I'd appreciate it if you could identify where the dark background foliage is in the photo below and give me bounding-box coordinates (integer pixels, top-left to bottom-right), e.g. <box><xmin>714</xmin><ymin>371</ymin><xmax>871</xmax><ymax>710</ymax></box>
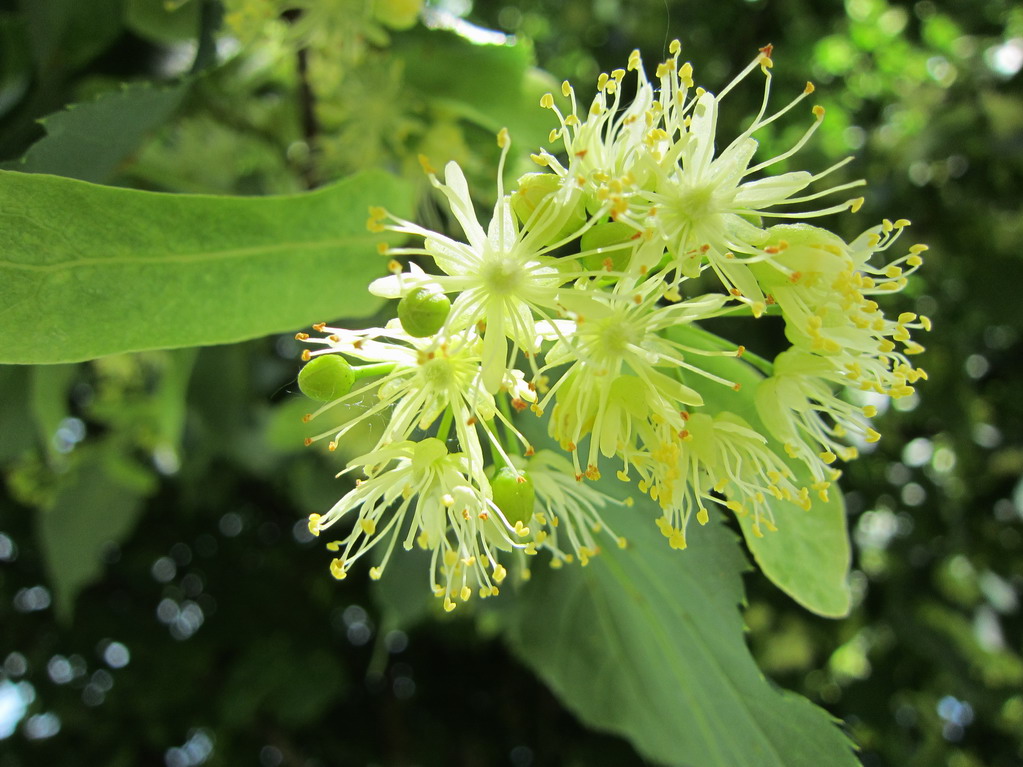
<box><xmin>1</xmin><ymin>0</ymin><xmax>1021</xmax><ymax>765</ymax></box>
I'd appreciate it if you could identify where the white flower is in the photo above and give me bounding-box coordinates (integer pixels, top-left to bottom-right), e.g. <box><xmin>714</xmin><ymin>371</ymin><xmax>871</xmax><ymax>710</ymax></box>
<box><xmin>645</xmin><ymin>412</ymin><xmax>810</xmax><ymax>550</ymax></box>
<box><xmin>298</xmin><ymin>326</ymin><xmax>529</xmax><ymax>477</ymax></box>
<box><xmin>308</xmin><ymin>438</ymin><xmax>531</xmax><ymax>612</ymax></box>
<box><xmin>639</xmin><ymin>49</ymin><xmax>865</xmax><ymax>313</ymax></box>
<box><xmin>537</xmin><ymin>277</ymin><xmax>734</xmax><ymax>478</ymax></box>
<box><xmin>371</xmin><ymin>131</ymin><xmax>597</xmax><ymax>392</ymax></box>
<box><xmin>523</xmin><ymin>450</ymin><xmax>625</xmax><ymax>568</ymax></box>
<box><xmin>751</xmin><ymin>222</ymin><xmax>930</xmax><ymax>398</ymax></box>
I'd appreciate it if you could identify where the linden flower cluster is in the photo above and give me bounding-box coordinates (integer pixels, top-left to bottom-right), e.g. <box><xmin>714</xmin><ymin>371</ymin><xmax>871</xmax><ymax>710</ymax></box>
<box><xmin>295</xmin><ymin>41</ymin><xmax>929</xmax><ymax>608</ymax></box>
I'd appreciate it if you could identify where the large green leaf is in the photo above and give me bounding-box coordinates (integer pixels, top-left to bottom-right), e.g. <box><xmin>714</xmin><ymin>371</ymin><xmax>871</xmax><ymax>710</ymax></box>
<box><xmin>1</xmin><ymin>80</ymin><xmax>189</xmax><ymax>183</ymax></box>
<box><xmin>500</xmin><ymin>505</ymin><xmax>858</xmax><ymax>766</ymax></box>
<box><xmin>671</xmin><ymin>325</ymin><xmax>852</xmax><ymax>618</ymax></box>
<box><xmin>0</xmin><ymin>169</ymin><xmax>412</xmax><ymax>364</ymax></box>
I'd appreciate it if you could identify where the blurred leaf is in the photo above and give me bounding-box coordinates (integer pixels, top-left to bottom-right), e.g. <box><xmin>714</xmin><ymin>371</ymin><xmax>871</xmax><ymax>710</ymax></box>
<box><xmin>670</xmin><ymin>325</ymin><xmax>852</xmax><ymax>618</ymax></box>
<box><xmin>0</xmin><ymin>366</ymin><xmax>35</xmax><ymax>462</ymax></box>
<box><xmin>29</xmin><ymin>363</ymin><xmax>78</xmax><ymax>461</ymax></box>
<box><xmin>396</xmin><ymin>29</ymin><xmax>557</xmax><ymax>155</ymax></box>
<box><xmin>0</xmin><ymin>169</ymin><xmax>413</xmax><ymax>364</ymax></box>
<box><xmin>18</xmin><ymin>0</ymin><xmax>123</xmax><ymax>76</ymax></box>
<box><xmin>153</xmin><ymin>348</ymin><xmax>198</xmax><ymax>448</ymax></box>
<box><xmin>220</xmin><ymin>636</ymin><xmax>347</xmax><ymax>728</ymax></box>
<box><xmin>35</xmin><ymin>446</ymin><xmax>150</xmax><ymax>623</ymax></box>
<box><xmin>500</xmin><ymin>505</ymin><xmax>858</xmax><ymax>767</ymax></box>
<box><xmin>124</xmin><ymin>0</ymin><xmax>201</xmax><ymax>43</ymax></box>
<box><xmin>0</xmin><ymin>14</ymin><xmax>32</xmax><ymax>122</ymax></box>
<box><xmin>372</xmin><ymin>542</ymin><xmax>436</xmax><ymax>633</ymax></box>
<box><xmin>1</xmin><ymin>80</ymin><xmax>189</xmax><ymax>183</ymax></box>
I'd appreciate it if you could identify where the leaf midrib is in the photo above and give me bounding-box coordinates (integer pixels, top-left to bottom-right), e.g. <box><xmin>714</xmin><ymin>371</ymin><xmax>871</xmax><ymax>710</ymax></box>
<box><xmin>0</xmin><ymin>234</ymin><xmax>379</xmax><ymax>273</ymax></box>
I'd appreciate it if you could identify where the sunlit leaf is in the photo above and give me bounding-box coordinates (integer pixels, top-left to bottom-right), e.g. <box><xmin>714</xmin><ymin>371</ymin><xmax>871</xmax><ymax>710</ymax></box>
<box><xmin>0</xmin><ymin>169</ymin><xmax>412</xmax><ymax>364</ymax></box>
<box><xmin>500</xmin><ymin>504</ymin><xmax>858</xmax><ymax>766</ymax></box>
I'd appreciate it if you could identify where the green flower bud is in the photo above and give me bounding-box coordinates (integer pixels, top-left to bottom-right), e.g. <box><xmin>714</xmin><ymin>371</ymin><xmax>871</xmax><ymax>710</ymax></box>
<box><xmin>298</xmin><ymin>355</ymin><xmax>355</xmax><ymax>402</ymax></box>
<box><xmin>512</xmin><ymin>173</ymin><xmax>585</xmax><ymax>246</ymax></box>
<box><xmin>373</xmin><ymin>0</ymin><xmax>423</xmax><ymax>30</ymax></box>
<box><xmin>580</xmin><ymin>221</ymin><xmax>637</xmax><ymax>271</ymax></box>
<box><xmin>397</xmin><ymin>287</ymin><xmax>450</xmax><ymax>337</ymax></box>
<box><xmin>491</xmin><ymin>466</ymin><xmax>535</xmax><ymax>527</ymax></box>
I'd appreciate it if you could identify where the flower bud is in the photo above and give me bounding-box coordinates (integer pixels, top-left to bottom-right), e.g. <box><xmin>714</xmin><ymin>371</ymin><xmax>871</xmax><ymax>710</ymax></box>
<box><xmin>398</xmin><ymin>287</ymin><xmax>450</xmax><ymax>337</ymax></box>
<box><xmin>298</xmin><ymin>355</ymin><xmax>355</xmax><ymax>402</ymax></box>
<box><xmin>373</xmin><ymin>0</ymin><xmax>422</xmax><ymax>30</ymax></box>
<box><xmin>512</xmin><ymin>173</ymin><xmax>586</xmax><ymax>246</ymax></box>
<box><xmin>491</xmin><ymin>466</ymin><xmax>535</xmax><ymax>527</ymax></box>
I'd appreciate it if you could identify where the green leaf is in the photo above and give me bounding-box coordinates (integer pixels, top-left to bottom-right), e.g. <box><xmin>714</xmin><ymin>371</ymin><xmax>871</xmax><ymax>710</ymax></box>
<box><xmin>1</xmin><ymin>80</ymin><xmax>189</xmax><ymax>183</ymax></box>
<box><xmin>220</xmin><ymin>635</ymin><xmax>347</xmax><ymax>728</ymax></box>
<box><xmin>500</xmin><ymin>506</ymin><xmax>858</xmax><ymax>767</ymax></box>
<box><xmin>19</xmin><ymin>0</ymin><xmax>123</xmax><ymax>76</ymax></box>
<box><xmin>124</xmin><ymin>0</ymin><xmax>201</xmax><ymax>44</ymax></box>
<box><xmin>671</xmin><ymin>325</ymin><xmax>852</xmax><ymax>618</ymax></box>
<box><xmin>35</xmin><ymin>446</ymin><xmax>149</xmax><ymax>623</ymax></box>
<box><xmin>29</xmin><ymin>363</ymin><xmax>78</xmax><ymax>460</ymax></box>
<box><xmin>0</xmin><ymin>366</ymin><xmax>35</xmax><ymax>463</ymax></box>
<box><xmin>396</xmin><ymin>29</ymin><xmax>557</xmax><ymax>155</ymax></box>
<box><xmin>0</xmin><ymin>169</ymin><xmax>413</xmax><ymax>364</ymax></box>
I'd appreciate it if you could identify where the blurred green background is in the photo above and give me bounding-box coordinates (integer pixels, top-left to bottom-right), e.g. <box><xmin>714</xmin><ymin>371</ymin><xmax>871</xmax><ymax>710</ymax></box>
<box><xmin>1</xmin><ymin>0</ymin><xmax>1021</xmax><ymax>765</ymax></box>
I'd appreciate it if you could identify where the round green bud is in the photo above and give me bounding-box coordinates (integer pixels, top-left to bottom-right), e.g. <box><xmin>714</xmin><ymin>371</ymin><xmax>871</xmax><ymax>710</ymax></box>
<box><xmin>298</xmin><ymin>355</ymin><xmax>354</xmax><ymax>402</ymax></box>
<box><xmin>491</xmin><ymin>466</ymin><xmax>535</xmax><ymax>527</ymax></box>
<box><xmin>398</xmin><ymin>287</ymin><xmax>450</xmax><ymax>338</ymax></box>
<box><xmin>581</xmin><ymin>221</ymin><xmax>636</xmax><ymax>272</ymax></box>
<box><xmin>373</xmin><ymin>0</ymin><xmax>423</xmax><ymax>30</ymax></box>
<box><xmin>512</xmin><ymin>173</ymin><xmax>586</xmax><ymax>245</ymax></box>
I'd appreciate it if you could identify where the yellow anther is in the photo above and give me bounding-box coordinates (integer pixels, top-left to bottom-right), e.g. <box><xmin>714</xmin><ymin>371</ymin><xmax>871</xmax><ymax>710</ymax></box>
<box><xmin>360</xmin><ymin>519</ymin><xmax>377</xmax><ymax>535</ymax></box>
<box><xmin>307</xmin><ymin>514</ymin><xmax>322</xmax><ymax>536</ymax></box>
<box><xmin>679</xmin><ymin>62</ymin><xmax>694</xmax><ymax>87</ymax></box>
<box><xmin>443</xmin><ymin>598</ymin><xmax>456</xmax><ymax>612</ymax></box>
<box><xmin>460</xmin><ymin>585</ymin><xmax>472</xmax><ymax>601</ymax></box>
<box><xmin>493</xmin><ymin>565</ymin><xmax>507</xmax><ymax>583</ymax></box>
<box><xmin>329</xmin><ymin>559</ymin><xmax>346</xmax><ymax>580</ymax></box>
<box><xmin>497</xmin><ymin>127</ymin><xmax>510</xmax><ymax>148</ymax></box>
<box><xmin>865</xmin><ymin>428</ymin><xmax>881</xmax><ymax>443</ymax></box>
<box><xmin>540</xmin><ymin>93</ymin><xmax>554</xmax><ymax>108</ymax></box>
<box><xmin>417</xmin><ymin>154</ymin><xmax>435</xmax><ymax>175</ymax></box>
<box><xmin>562</xmin><ymin>80</ymin><xmax>572</xmax><ymax>97</ymax></box>
<box><xmin>369</xmin><ymin>566</ymin><xmax>382</xmax><ymax>580</ymax></box>
<box><xmin>696</xmin><ymin>508</ymin><xmax>709</xmax><ymax>525</ymax></box>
